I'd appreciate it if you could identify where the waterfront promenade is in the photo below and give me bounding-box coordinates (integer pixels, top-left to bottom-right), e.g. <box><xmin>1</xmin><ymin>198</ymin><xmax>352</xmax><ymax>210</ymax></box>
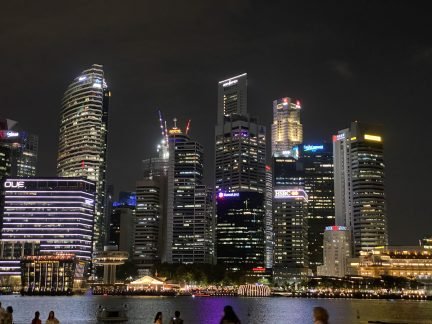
<box><xmin>1</xmin><ymin>295</ymin><xmax>431</xmax><ymax>323</ymax></box>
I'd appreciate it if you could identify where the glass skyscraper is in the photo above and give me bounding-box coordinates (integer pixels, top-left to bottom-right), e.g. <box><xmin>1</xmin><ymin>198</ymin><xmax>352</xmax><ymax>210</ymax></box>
<box><xmin>216</xmin><ymin>191</ymin><xmax>265</xmax><ymax>271</ymax></box>
<box><xmin>333</xmin><ymin>121</ymin><xmax>388</xmax><ymax>256</ymax></box>
<box><xmin>299</xmin><ymin>143</ymin><xmax>335</xmax><ymax>272</ymax></box>
<box><xmin>57</xmin><ymin>64</ymin><xmax>110</xmax><ymax>251</ymax></box>
<box><xmin>167</xmin><ymin>121</ymin><xmax>214</xmax><ymax>264</ymax></box>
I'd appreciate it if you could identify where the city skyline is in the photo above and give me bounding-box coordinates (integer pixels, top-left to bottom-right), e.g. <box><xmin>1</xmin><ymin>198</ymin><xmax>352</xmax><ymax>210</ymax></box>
<box><xmin>1</xmin><ymin>2</ymin><xmax>430</xmax><ymax>246</ymax></box>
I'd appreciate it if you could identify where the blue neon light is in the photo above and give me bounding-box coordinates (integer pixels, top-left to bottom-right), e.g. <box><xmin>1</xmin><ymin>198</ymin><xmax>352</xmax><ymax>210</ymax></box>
<box><xmin>303</xmin><ymin>145</ymin><xmax>324</xmax><ymax>152</ymax></box>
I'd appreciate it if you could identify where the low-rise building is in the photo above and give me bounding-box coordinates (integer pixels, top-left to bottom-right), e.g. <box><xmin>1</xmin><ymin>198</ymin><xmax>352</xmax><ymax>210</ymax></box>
<box><xmin>352</xmin><ymin>246</ymin><xmax>432</xmax><ymax>281</ymax></box>
<box><xmin>317</xmin><ymin>226</ymin><xmax>351</xmax><ymax>277</ymax></box>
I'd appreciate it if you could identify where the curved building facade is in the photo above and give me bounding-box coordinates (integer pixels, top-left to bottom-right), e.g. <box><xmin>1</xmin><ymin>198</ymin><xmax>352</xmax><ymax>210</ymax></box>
<box><xmin>57</xmin><ymin>64</ymin><xmax>110</xmax><ymax>251</ymax></box>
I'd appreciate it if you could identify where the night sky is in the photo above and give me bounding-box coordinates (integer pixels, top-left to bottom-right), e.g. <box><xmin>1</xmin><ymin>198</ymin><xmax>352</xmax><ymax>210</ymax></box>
<box><xmin>1</xmin><ymin>2</ymin><xmax>431</xmax><ymax>245</ymax></box>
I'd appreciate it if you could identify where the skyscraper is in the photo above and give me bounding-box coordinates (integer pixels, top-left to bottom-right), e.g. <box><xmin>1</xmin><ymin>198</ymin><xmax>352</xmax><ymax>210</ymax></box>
<box><xmin>215</xmin><ymin>73</ymin><xmax>266</xmax><ymax>193</ymax></box>
<box><xmin>215</xmin><ymin>73</ymin><xmax>267</xmax><ymax>271</ymax></box>
<box><xmin>167</xmin><ymin>120</ymin><xmax>214</xmax><ymax>264</ymax></box>
<box><xmin>271</xmin><ymin>97</ymin><xmax>302</xmax><ymax>157</ymax></box>
<box><xmin>216</xmin><ymin>191</ymin><xmax>265</xmax><ymax>271</ymax></box>
<box><xmin>333</xmin><ymin>121</ymin><xmax>388</xmax><ymax>255</ymax></box>
<box><xmin>299</xmin><ymin>143</ymin><xmax>335</xmax><ymax>272</ymax></box>
<box><xmin>109</xmin><ymin>192</ymin><xmax>136</xmax><ymax>256</ymax></box>
<box><xmin>264</xmin><ymin>165</ymin><xmax>273</xmax><ymax>269</ymax></box>
<box><xmin>217</xmin><ymin>73</ymin><xmax>248</xmax><ymax>125</ymax></box>
<box><xmin>272</xmin><ymin>157</ymin><xmax>309</xmax><ymax>282</ymax></box>
<box><xmin>1</xmin><ymin>119</ymin><xmax>38</xmax><ymax>178</ymax></box>
<box><xmin>57</xmin><ymin>64</ymin><xmax>110</xmax><ymax>251</ymax></box>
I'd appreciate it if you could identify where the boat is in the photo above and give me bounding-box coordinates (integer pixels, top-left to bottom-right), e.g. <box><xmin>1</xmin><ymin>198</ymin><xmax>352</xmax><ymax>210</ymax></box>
<box><xmin>97</xmin><ymin>305</ymin><xmax>128</xmax><ymax>323</ymax></box>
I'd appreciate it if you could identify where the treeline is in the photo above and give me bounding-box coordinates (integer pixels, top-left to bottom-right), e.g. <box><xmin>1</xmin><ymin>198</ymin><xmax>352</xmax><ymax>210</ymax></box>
<box><xmin>152</xmin><ymin>263</ymin><xmax>254</xmax><ymax>286</ymax></box>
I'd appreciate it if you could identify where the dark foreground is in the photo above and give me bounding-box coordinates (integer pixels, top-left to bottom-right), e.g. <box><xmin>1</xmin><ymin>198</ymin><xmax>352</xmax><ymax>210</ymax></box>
<box><xmin>0</xmin><ymin>295</ymin><xmax>431</xmax><ymax>323</ymax></box>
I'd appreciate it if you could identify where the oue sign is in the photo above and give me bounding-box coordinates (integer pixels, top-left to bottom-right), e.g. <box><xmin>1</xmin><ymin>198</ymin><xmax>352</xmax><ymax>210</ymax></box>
<box><xmin>4</xmin><ymin>181</ymin><xmax>25</xmax><ymax>189</ymax></box>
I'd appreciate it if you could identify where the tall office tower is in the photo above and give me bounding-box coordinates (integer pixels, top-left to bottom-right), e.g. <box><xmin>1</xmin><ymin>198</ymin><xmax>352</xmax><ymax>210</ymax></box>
<box><xmin>264</xmin><ymin>165</ymin><xmax>273</xmax><ymax>269</ymax></box>
<box><xmin>0</xmin><ymin>119</ymin><xmax>38</xmax><ymax>177</ymax></box>
<box><xmin>167</xmin><ymin>121</ymin><xmax>214</xmax><ymax>264</ymax></box>
<box><xmin>299</xmin><ymin>144</ymin><xmax>335</xmax><ymax>272</ymax></box>
<box><xmin>133</xmin><ymin>128</ymin><xmax>170</xmax><ymax>274</ymax></box>
<box><xmin>317</xmin><ymin>226</ymin><xmax>351</xmax><ymax>277</ymax></box>
<box><xmin>271</xmin><ymin>97</ymin><xmax>303</xmax><ymax>157</ymax></box>
<box><xmin>216</xmin><ymin>191</ymin><xmax>265</xmax><ymax>271</ymax></box>
<box><xmin>57</xmin><ymin>64</ymin><xmax>110</xmax><ymax>252</ymax></box>
<box><xmin>0</xmin><ymin>177</ymin><xmax>95</xmax><ymax>263</ymax></box>
<box><xmin>273</xmin><ymin>187</ymin><xmax>309</xmax><ymax>282</ymax></box>
<box><xmin>272</xmin><ymin>156</ymin><xmax>309</xmax><ymax>282</ymax></box>
<box><xmin>215</xmin><ymin>74</ymin><xmax>266</xmax><ymax>193</ymax></box>
<box><xmin>217</xmin><ymin>73</ymin><xmax>248</xmax><ymax>125</ymax></box>
<box><xmin>134</xmin><ymin>177</ymin><xmax>167</xmax><ymax>274</ymax></box>
<box><xmin>109</xmin><ymin>192</ymin><xmax>136</xmax><ymax>256</ymax></box>
<box><xmin>333</xmin><ymin>121</ymin><xmax>388</xmax><ymax>255</ymax></box>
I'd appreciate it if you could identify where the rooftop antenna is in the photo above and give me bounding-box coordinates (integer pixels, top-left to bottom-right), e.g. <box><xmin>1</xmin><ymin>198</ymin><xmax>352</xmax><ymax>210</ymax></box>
<box><xmin>173</xmin><ymin>117</ymin><xmax>178</xmax><ymax>128</ymax></box>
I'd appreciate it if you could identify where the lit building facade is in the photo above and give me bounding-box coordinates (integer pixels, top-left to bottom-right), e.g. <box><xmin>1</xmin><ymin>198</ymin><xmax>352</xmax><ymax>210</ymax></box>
<box><xmin>0</xmin><ymin>177</ymin><xmax>96</xmax><ymax>262</ymax></box>
<box><xmin>272</xmin><ymin>188</ymin><xmax>309</xmax><ymax>282</ymax></box>
<box><xmin>317</xmin><ymin>226</ymin><xmax>351</xmax><ymax>277</ymax></box>
<box><xmin>299</xmin><ymin>143</ymin><xmax>335</xmax><ymax>272</ymax></box>
<box><xmin>215</xmin><ymin>115</ymin><xmax>266</xmax><ymax>193</ymax></box>
<box><xmin>352</xmin><ymin>246</ymin><xmax>432</xmax><ymax>281</ymax></box>
<box><xmin>265</xmin><ymin>165</ymin><xmax>273</xmax><ymax>268</ymax></box>
<box><xmin>216</xmin><ymin>191</ymin><xmax>265</xmax><ymax>271</ymax></box>
<box><xmin>215</xmin><ymin>74</ymin><xmax>266</xmax><ymax>193</ymax></box>
<box><xmin>272</xmin><ymin>155</ymin><xmax>309</xmax><ymax>281</ymax></box>
<box><xmin>1</xmin><ymin>119</ymin><xmax>38</xmax><ymax>178</ymax></box>
<box><xmin>134</xmin><ymin>177</ymin><xmax>167</xmax><ymax>273</ymax></box>
<box><xmin>21</xmin><ymin>254</ymin><xmax>79</xmax><ymax>292</ymax></box>
<box><xmin>167</xmin><ymin>122</ymin><xmax>214</xmax><ymax>264</ymax></box>
<box><xmin>217</xmin><ymin>73</ymin><xmax>248</xmax><ymax>125</ymax></box>
<box><xmin>271</xmin><ymin>97</ymin><xmax>302</xmax><ymax>156</ymax></box>
<box><xmin>333</xmin><ymin>122</ymin><xmax>388</xmax><ymax>255</ymax></box>
<box><xmin>57</xmin><ymin>64</ymin><xmax>110</xmax><ymax>251</ymax></box>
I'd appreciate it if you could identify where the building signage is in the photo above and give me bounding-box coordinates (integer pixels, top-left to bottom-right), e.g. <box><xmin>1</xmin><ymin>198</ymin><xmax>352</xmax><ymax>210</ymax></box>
<box><xmin>303</xmin><ymin>145</ymin><xmax>324</xmax><ymax>152</ymax></box>
<box><xmin>4</xmin><ymin>181</ymin><xmax>25</xmax><ymax>189</ymax></box>
<box><xmin>325</xmin><ymin>226</ymin><xmax>347</xmax><ymax>231</ymax></box>
<box><xmin>222</xmin><ymin>79</ymin><xmax>238</xmax><ymax>87</ymax></box>
<box><xmin>218</xmin><ymin>192</ymin><xmax>240</xmax><ymax>199</ymax></box>
<box><xmin>274</xmin><ymin>189</ymin><xmax>307</xmax><ymax>200</ymax></box>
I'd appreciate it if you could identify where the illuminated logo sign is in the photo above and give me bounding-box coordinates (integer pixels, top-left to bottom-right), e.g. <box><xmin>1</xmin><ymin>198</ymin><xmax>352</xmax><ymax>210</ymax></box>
<box><xmin>325</xmin><ymin>226</ymin><xmax>348</xmax><ymax>231</ymax></box>
<box><xmin>0</xmin><ymin>131</ymin><xmax>20</xmax><ymax>138</ymax></box>
<box><xmin>4</xmin><ymin>181</ymin><xmax>25</xmax><ymax>189</ymax></box>
<box><xmin>274</xmin><ymin>189</ymin><xmax>307</xmax><ymax>200</ymax></box>
<box><xmin>218</xmin><ymin>192</ymin><xmax>240</xmax><ymax>199</ymax></box>
<box><xmin>252</xmin><ymin>267</ymin><xmax>266</xmax><ymax>272</ymax></box>
<box><xmin>6</xmin><ymin>131</ymin><xmax>19</xmax><ymax>138</ymax></box>
<box><xmin>303</xmin><ymin>145</ymin><xmax>324</xmax><ymax>152</ymax></box>
<box><xmin>222</xmin><ymin>79</ymin><xmax>238</xmax><ymax>87</ymax></box>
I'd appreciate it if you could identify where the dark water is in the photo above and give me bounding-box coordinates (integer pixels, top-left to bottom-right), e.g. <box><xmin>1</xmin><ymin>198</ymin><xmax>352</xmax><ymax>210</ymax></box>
<box><xmin>1</xmin><ymin>295</ymin><xmax>432</xmax><ymax>323</ymax></box>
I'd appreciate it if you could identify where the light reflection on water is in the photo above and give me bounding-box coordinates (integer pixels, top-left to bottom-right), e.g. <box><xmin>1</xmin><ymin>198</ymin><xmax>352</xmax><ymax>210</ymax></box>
<box><xmin>0</xmin><ymin>295</ymin><xmax>431</xmax><ymax>323</ymax></box>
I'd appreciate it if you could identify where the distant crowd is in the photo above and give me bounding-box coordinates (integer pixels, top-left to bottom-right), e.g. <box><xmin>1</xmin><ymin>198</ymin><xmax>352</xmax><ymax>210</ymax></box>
<box><xmin>0</xmin><ymin>302</ymin><xmax>60</xmax><ymax>324</ymax></box>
